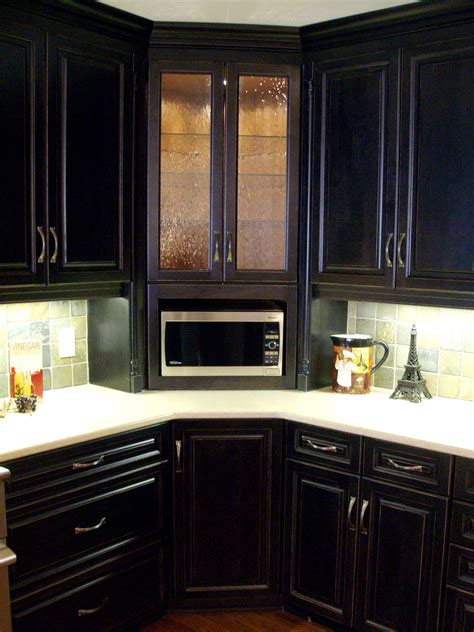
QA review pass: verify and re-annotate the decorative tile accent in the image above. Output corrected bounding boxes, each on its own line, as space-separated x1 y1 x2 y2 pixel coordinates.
0 300 88 392
348 301 474 401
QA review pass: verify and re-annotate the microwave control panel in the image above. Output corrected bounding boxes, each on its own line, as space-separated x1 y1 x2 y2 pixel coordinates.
263 322 281 367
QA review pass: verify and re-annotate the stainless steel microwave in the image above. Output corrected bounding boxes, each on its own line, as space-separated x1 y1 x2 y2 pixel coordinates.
161 310 284 377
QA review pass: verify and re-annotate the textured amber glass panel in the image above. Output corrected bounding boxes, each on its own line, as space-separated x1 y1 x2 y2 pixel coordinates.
160 73 211 270
236 76 288 271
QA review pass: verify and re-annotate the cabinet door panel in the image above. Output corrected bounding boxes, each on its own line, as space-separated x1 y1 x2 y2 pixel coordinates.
313 49 399 287
173 420 282 608
148 61 224 281
398 37 474 293
356 479 447 632
284 460 358 626
444 586 474 632
225 63 299 283
48 35 132 283
0 22 44 286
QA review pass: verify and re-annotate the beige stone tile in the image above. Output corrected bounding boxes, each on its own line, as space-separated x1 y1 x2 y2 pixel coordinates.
51 344 73 367
376 303 396 321
462 353 474 378
418 323 440 350
374 366 395 390
398 304 419 323
438 375 460 399
424 372 438 397
464 324 474 353
29 302 49 321
0 305 7 323
0 375 8 398
49 301 70 319
71 316 87 340
7 303 29 322
439 351 462 376
357 302 376 319
347 301 357 319
73 363 88 386
52 366 72 389
71 300 87 317
396 345 410 369
396 322 411 345
376 320 395 345
49 318 71 344
355 318 376 338
460 378 474 402
73 340 87 364
419 306 441 324
0 326 7 347
347 317 356 333
439 308 464 351
376 343 394 368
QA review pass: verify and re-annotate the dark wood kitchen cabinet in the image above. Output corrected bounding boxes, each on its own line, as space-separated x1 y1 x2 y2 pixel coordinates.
4 423 169 631
172 419 282 609
148 60 300 284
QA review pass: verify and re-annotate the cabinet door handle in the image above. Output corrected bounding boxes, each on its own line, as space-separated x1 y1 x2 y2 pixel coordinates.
49 226 59 263
348 496 357 532
302 437 339 453
360 499 369 535
226 232 233 264
397 232 406 268
37 226 46 263
385 457 426 473
385 232 393 268
72 455 104 470
78 597 109 617
75 516 106 535
175 439 182 473
213 231 220 263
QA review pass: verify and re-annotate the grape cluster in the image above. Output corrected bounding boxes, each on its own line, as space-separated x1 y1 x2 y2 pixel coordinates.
15 395 38 414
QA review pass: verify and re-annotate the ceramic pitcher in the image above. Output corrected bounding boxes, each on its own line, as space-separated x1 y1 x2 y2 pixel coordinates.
330 334 389 394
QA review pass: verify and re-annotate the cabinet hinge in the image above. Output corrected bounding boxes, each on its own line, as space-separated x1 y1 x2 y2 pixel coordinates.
305 79 314 95
130 358 139 376
301 359 310 376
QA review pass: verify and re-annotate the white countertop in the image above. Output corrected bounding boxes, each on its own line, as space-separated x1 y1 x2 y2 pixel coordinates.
0 384 472 462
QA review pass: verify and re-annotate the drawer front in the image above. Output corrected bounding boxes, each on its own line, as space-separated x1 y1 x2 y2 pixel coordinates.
12 543 164 632
363 438 452 494
444 586 474 632
5 424 169 513
454 457 474 502
452 501 474 548
287 423 361 472
10 476 163 578
447 545 474 591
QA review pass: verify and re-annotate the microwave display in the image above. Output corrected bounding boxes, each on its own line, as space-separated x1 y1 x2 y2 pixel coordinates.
161 311 283 377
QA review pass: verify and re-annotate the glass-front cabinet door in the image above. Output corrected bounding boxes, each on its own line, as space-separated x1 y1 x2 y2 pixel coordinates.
225 63 300 282
148 62 224 281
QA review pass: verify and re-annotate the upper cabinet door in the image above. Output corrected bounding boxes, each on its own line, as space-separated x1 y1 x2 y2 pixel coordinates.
148 61 224 282
48 35 133 284
397 36 474 294
0 22 45 286
312 49 399 287
224 63 300 283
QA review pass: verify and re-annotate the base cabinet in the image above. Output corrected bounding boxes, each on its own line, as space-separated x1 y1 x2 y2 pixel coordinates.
172 419 282 609
444 586 474 632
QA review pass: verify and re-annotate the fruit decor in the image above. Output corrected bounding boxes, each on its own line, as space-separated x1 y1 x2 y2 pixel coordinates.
15 395 38 414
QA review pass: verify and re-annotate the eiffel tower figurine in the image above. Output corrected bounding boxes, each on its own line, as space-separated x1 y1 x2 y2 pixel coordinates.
390 324 432 403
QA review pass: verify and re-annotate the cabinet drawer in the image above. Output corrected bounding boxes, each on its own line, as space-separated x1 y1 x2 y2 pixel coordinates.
10 476 162 578
363 438 452 494
5 424 168 514
447 545 474 591
12 543 164 632
287 423 361 472
454 457 474 502
451 501 474 548
444 586 474 632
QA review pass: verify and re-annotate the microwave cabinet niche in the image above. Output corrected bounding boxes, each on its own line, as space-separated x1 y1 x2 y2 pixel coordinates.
147 60 300 284
0 10 137 291
4 424 169 632
284 423 450 631
308 26 474 304
171 419 283 609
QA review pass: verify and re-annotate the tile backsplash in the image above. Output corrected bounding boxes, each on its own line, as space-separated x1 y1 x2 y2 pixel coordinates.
348 302 474 401
0 300 88 396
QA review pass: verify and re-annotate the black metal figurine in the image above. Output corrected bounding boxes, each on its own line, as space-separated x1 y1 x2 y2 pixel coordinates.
390 324 432 403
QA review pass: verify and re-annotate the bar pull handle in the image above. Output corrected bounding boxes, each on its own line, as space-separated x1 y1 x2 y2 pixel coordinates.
72 455 104 470
176 439 182 473
49 226 58 263
360 499 369 535
226 232 233 264
397 232 406 268
385 232 393 268
37 226 46 263
213 231 220 263
348 496 357 532
75 516 106 535
385 457 426 473
302 437 339 453
78 597 109 617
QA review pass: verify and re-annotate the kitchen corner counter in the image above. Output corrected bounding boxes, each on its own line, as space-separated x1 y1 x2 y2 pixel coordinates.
0 384 472 462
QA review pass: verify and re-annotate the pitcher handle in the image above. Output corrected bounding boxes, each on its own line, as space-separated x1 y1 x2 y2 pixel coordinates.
371 340 390 374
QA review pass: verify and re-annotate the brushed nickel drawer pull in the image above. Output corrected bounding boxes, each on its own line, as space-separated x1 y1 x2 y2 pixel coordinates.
176 439 182 473
72 455 105 470
397 232 406 268
78 597 109 617
37 226 46 263
226 232 233 264
75 516 106 535
303 437 339 453
348 496 357 532
385 232 393 268
49 226 59 263
213 231 220 263
385 457 426 473
360 499 369 535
